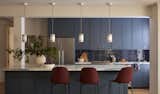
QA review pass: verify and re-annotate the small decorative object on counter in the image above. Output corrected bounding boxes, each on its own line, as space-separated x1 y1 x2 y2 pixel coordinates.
110 55 116 62
79 52 88 62
120 58 127 62
36 55 46 65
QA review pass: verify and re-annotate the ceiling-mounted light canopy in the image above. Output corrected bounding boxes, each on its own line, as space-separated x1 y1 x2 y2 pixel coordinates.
78 2 84 43
50 2 56 42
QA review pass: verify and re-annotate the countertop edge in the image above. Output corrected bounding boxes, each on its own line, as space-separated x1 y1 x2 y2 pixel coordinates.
3 64 131 71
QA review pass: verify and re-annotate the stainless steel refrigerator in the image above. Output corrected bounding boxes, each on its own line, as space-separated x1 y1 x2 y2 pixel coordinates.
54 38 75 64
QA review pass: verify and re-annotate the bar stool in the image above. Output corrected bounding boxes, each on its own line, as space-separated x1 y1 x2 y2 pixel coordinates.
110 67 133 94
80 67 99 94
51 67 70 94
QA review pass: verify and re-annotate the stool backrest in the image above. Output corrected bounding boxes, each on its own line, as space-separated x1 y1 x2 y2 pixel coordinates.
80 67 99 84
51 67 69 84
114 67 133 83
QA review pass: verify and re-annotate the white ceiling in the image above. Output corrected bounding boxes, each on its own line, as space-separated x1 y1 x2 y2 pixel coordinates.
0 0 156 5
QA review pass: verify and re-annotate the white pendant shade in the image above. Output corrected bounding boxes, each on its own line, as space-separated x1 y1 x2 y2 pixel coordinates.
79 33 84 43
107 33 112 43
50 34 55 42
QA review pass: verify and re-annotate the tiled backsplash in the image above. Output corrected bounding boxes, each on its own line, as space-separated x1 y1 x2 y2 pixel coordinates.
76 50 149 62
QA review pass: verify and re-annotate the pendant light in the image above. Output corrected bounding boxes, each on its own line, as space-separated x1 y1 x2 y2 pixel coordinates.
106 3 112 43
50 2 56 42
78 2 84 43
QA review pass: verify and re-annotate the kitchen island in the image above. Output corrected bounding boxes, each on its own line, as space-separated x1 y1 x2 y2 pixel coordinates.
4 64 130 94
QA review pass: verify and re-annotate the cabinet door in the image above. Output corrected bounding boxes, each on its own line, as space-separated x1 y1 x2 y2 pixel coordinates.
53 18 76 37
112 18 132 49
132 64 149 88
87 18 110 50
121 18 132 49
112 18 123 49
141 19 149 49
132 18 149 49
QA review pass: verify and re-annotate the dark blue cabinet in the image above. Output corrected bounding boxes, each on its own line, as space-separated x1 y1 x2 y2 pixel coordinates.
112 18 133 49
86 19 109 50
112 18 149 50
132 18 149 49
111 19 123 49
132 64 149 88
48 18 149 50
132 19 143 49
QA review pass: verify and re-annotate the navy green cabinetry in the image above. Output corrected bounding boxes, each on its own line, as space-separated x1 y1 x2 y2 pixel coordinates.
48 18 149 50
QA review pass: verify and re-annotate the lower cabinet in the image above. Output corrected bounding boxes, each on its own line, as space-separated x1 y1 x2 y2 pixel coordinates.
5 71 128 94
132 64 149 88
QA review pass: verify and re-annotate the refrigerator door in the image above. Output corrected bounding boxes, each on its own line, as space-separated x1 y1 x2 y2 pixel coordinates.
55 38 75 64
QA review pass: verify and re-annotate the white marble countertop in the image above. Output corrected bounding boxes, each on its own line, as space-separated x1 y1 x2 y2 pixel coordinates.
4 64 131 71
112 61 150 65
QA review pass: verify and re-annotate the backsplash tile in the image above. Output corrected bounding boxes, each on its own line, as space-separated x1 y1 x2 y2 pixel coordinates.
76 50 149 62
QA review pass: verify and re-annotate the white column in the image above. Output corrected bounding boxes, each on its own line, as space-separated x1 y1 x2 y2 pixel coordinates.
20 17 26 69
13 17 26 68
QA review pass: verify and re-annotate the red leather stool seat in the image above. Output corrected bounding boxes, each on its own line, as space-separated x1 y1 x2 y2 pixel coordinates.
80 67 99 84
51 67 69 84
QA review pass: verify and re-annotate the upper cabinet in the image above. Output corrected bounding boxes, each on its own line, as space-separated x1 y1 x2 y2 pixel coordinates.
132 18 149 49
48 18 149 50
112 18 149 50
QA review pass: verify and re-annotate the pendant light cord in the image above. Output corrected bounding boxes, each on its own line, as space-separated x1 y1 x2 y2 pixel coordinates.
23 2 28 17
80 3 83 33
107 3 112 50
24 5 26 17
108 3 112 35
51 3 55 34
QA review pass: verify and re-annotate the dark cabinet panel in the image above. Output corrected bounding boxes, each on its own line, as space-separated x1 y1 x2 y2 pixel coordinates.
112 18 149 50
142 19 150 49
121 19 132 49
112 18 123 49
132 19 143 49
48 18 149 50
132 18 149 49
87 18 109 50
132 64 149 88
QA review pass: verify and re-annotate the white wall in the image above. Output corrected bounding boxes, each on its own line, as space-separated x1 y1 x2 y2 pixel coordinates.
0 18 11 82
26 18 48 36
0 5 150 17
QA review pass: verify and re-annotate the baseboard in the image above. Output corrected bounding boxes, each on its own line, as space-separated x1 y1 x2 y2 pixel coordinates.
128 87 149 89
